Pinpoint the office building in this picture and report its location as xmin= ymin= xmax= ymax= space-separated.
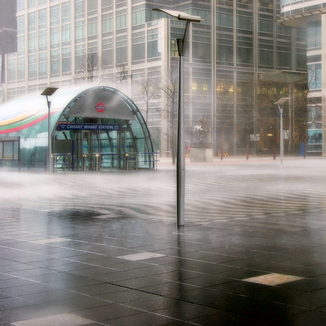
xmin=279 ymin=0 xmax=325 ymax=155
xmin=0 ymin=0 xmax=307 ymax=157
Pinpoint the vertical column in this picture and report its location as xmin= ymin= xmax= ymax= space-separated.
xmin=322 ymin=14 xmax=326 ymax=156
xmin=212 ymin=0 xmax=216 ymax=155
xmin=253 ymin=0 xmax=259 ymax=139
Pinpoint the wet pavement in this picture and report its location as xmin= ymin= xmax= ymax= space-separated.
xmin=1 ymin=156 xmax=326 ymax=325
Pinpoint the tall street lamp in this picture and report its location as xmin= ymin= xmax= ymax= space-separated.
xmin=153 ymin=8 xmax=201 ymax=227
xmin=41 ymin=87 xmax=58 ymax=173
xmin=275 ymin=97 xmax=290 ymax=164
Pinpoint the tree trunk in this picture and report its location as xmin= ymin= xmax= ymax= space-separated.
xmin=303 ymin=124 xmax=307 ymax=159
xmin=221 ymin=124 xmax=224 ymax=161
xmin=171 ymin=127 xmax=176 ymax=165
xmin=246 ymin=131 xmax=250 ymax=160
xmin=273 ymin=132 xmax=276 ymax=160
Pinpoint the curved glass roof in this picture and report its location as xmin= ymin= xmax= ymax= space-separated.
xmin=0 ymin=86 xmax=154 ymax=170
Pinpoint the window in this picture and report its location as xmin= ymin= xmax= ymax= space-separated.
xmin=75 ymin=44 xmax=85 ymax=72
xmin=88 ymin=42 xmax=97 ymax=54
xmin=28 ymin=12 xmax=37 ymax=31
xmin=132 ymin=31 xmax=145 ymax=62
xmin=259 ymin=49 xmax=273 ymax=67
xmin=17 ymin=16 xmax=25 ymax=35
xmin=307 ymin=21 xmax=321 ymax=49
xmin=259 ymin=18 xmax=273 ymax=33
xmin=147 ymin=28 xmax=160 ymax=60
xmin=38 ymin=9 xmax=47 ymax=29
xmin=116 ymin=35 xmax=127 ymax=64
xmin=75 ymin=21 xmax=85 ymax=42
xmin=17 ymin=57 xmax=25 ymax=81
xmin=50 ymin=5 xmax=60 ymax=26
xmin=28 ymin=32 xmax=37 ymax=53
xmin=28 ymin=55 xmax=37 ymax=80
xmin=39 ymin=30 xmax=47 ymax=51
xmin=88 ymin=17 xmax=97 ymax=36
xmin=308 ymin=63 xmax=322 ymax=90
xmin=62 ymin=24 xmax=71 ymax=46
xmin=8 ymin=58 xmax=16 ymax=83
xmin=102 ymin=0 xmax=112 ymax=11
xmin=51 ymin=50 xmax=60 ymax=77
xmin=217 ymin=35 xmax=233 ymax=64
xmin=88 ymin=0 xmax=97 ymax=15
xmin=217 ymin=12 xmax=233 ymax=28
xmin=17 ymin=36 xmax=25 ymax=55
xmin=237 ymin=15 xmax=253 ymax=31
xmin=237 ymin=36 xmax=253 ymax=65
xmin=132 ymin=10 xmax=146 ymax=26
xmin=102 ymin=13 xmax=113 ymax=33
xmin=75 ymin=0 xmax=85 ymax=20
xmin=17 ymin=0 xmax=25 ymax=12
xmin=102 ymin=38 xmax=113 ymax=66
xmin=116 ymin=10 xmax=127 ymax=29
xmin=51 ymin=27 xmax=60 ymax=48
xmin=62 ymin=2 xmax=71 ymax=23
xmin=28 ymin=0 xmax=37 ymax=9
xmin=62 ymin=47 xmax=71 ymax=74
xmin=38 ymin=52 xmax=47 ymax=78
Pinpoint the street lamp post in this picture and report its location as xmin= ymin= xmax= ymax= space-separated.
xmin=275 ymin=97 xmax=290 ymax=165
xmin=41 ymin=87 xmax=58 ymax=173
xmin=153 ymin=8 xmax=201 ymax=227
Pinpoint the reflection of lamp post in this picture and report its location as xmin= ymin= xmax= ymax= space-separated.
xmin=275 ymin=97 xmax=289 ymax=164
xmin=41 ymin=87 xmax=58 ymax=173
xmin=153 ymin=8 xmax=201 ymax=227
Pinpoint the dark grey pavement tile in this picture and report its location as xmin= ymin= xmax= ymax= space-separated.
xmin=75 ymin=304 xmax=143 ymax=322
xmin=113 ymin=275 xmax=172 ymax=288
xmin=189 ymin=311 xmax=244 ymax=326
xmin=96 ymin=288 xmax=159 ymax=304
xmin=18 ymin=289 xmax=82 ymax=304
xmin=102 ymin=312 xmax=175 ymax=326
xmin=121 ymin=295 xmax=178 ymax=312
xmin=2 ymin=283 xmax=53 ymax=296
xmin=154 ymin=302 xmax=224 ymax=321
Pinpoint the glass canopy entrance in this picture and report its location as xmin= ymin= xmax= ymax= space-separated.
xmin=0 ymin=86 xmax=155 ymax=171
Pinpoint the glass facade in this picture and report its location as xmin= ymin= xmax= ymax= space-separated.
xmin=279 ymin=0 xmax=325 ymax=154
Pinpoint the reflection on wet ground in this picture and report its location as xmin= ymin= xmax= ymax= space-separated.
xmin=1 ymin=157 xmax=326 ymax=325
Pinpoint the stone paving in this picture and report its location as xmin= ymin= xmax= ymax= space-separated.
xmin=1 ymin=156 xmax=326 ymax=325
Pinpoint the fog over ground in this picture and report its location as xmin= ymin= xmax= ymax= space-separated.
xmin=0 ymin=157 xmax=325 ymax=226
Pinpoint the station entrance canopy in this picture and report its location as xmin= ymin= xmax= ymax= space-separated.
xmin=0 ymin=86 xmax=155 ymax=171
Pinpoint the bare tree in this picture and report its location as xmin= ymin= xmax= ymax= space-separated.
xmin=74 ymin=53 xmax=99 ymax=83
xmin=216 ymin=80 xmax=234 ymax=160
xmin=134 ymin=72 xmax=159 ymax=123
xmin=159 ymin=61 xmax=179 ymax=164
xmin=237 ymin=76 xmax=257 ymax=160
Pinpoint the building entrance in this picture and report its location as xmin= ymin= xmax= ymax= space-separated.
xmin=64 ymin=129 xmax=135 ymax=171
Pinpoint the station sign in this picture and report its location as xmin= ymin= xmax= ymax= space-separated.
xmin=57 ymin=123 xmax=120 ymax=131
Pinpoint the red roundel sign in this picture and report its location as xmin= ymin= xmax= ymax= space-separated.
xmin=96 ymin=102 xmax=106 ymax=113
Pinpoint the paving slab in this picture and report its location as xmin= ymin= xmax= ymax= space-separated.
xmin=0 ymin=156 xmax=326 ymax=325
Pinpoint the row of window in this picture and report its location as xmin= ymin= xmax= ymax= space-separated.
xmin=18 ymin=0 xmax=114 ymax=13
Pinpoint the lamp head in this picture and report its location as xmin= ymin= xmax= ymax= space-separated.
xmin=275 ymin=97 xmax=290 ymax=105
xmin=41 ymin=87 xmax=58 ymax=96
xmin=153 ymin=8 xmax=202 ymax=22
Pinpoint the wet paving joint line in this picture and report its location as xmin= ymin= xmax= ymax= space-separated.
xmin=64 ymin=282 xmax=202 ymax=326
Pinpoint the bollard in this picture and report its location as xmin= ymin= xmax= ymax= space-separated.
xmin=125 ymin=153 xmax=129 ymax=170
xmin=83 ymin=154 xmax=87 ymax=171
xmin=95 ymin=154 xmax=99 ymax=171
